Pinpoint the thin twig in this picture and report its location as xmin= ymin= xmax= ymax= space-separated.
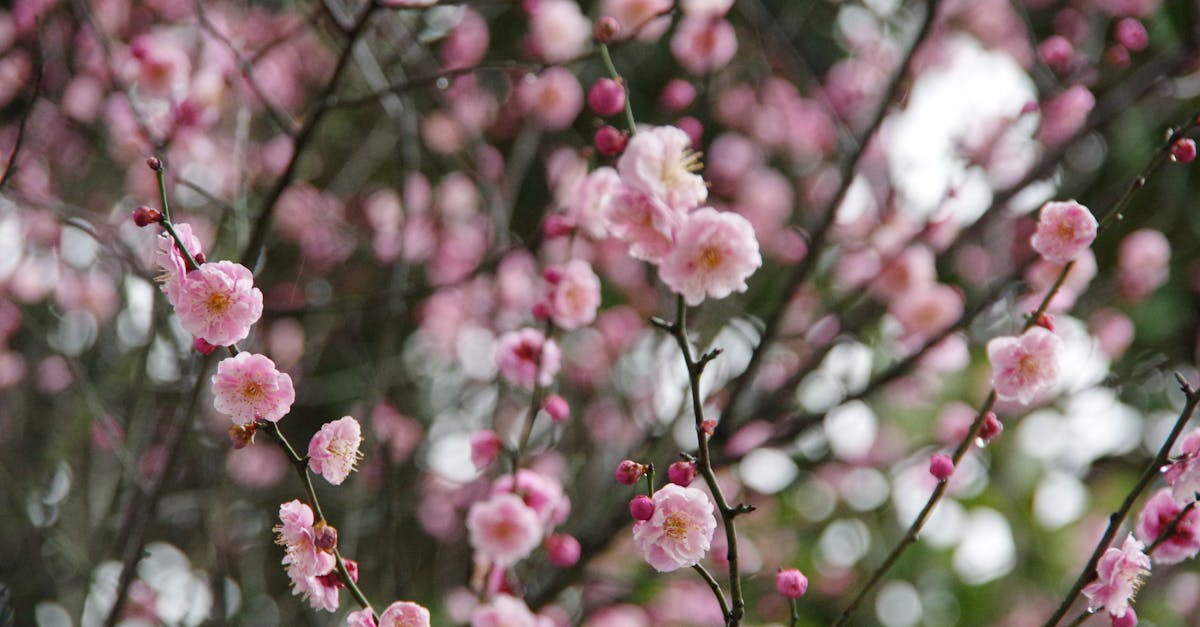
xmin=0 ymin=42 xmax=41 ymax=191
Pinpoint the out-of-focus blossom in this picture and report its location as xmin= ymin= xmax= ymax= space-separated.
xmin=1118 ymin=229 xmax=1170 ymax=301
xmin=1038 ymin=85 xmax=1094 ymax=145
xmin=471 ymin=594 xmax=538 ymax=627
xmin=519 ymin=68 xmax=584 ymax=131
xmin=607 ymin=187 xmax=680 ymax=263
xmin=602 ymin=0 xmax=673 ymax=42
xmin=1166 ymin=429 xmax=1200 ymax=506
xmin=1135 ymin=488 xmax=1200 ymax=564
xmin=495 ymin=328 xmax=561 ymax=388
xmin=379 ymin=601 xmax=433 ymax=627
xmin=529 ymin=0 xmax=591 ymax=64
xmin=1031 ymin=200 xmax=1098 ymax=264
xmin=987 ymin=327 xmax=1061 ymax=404
xmin=467 ymin=493 xmax=543 ymax=565
xmin=671 ymin=17 xmax=738 ymax=75
xmin=547 ymin=259 xmax=601 ymax=330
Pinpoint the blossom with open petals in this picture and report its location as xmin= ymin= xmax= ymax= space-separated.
xmin=617 ymin=125 xmax=707 ymax=212
xmin=308 ymin=416 xmax=363 ymax=485
xmin=471 ymin=594 xmax=537 ymax=627
xmin=986 ymin=327 xmax=1061 ymax=404
xmin=379 ymin=601 xmax=432 ymax=627
xmin=211 ymin=352 xmax=295 ymax=423
xmin=1135 ymin=488 xmax=1200 ymax=564
xmin=155 ymin=222 xmax=204 ymax=306
xmin=467 ymin=492 xmax=543 ymax=565
xmin=174 ymin=260 xmax=263 ymax=346
xmin=274 ymin=500 xmax=334 ymax=579
xmin=1166 ymin=428 xmax=1200 ymax=506
xmin=1081 ymin=534 xmax=1150 ymax=620
xmin=659 ymin=208 xmax=761 ymax=306
xmin=495 ymin=328 xmax=560 ymax=389
xmin=631 ymin=483 xmax=717 ymax=572
xmin=1031 ymin=200 xmax=1098 ymax=264
xmin=548 ymin=259 xmax=601 ymax=330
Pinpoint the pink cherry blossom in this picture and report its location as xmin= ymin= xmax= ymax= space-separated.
xmin=274 ymin=500 xmax=335 ymax=579
xmin=617 ymin=125 xmax=708 ymax=211
xmin=529 ymin=0 xmax=591 ymax=64
xmin=568 ymin=166 xmax=619 ymax=239
xmin=347 ymin=608 xmax=378 ymax=627
xmin=670 ymin=17 xmax=738 ymax=75
xmin=1030 ymin=200 xmax=1098 ymax=264
xmin=659 ymin=208 xmax=761 ymax=306
xmin=631 ymin=483 xmax=717 ymax=572
xmin=1081 ymin=533 xmax=1151 ymax=620
xmin=471 ymin=430 xmax=503 ymax=470
xmin=602 ymin=0 xmax=673 ymax=42
xmin=546 ymin=533 xmax=581 ymax=567
xmin=173 ymin=260 xmax=263 ymax=346
xmin=519 ymin=67 xmax=584 ymax=131
xmin=154 ymin=222 xmax=204 ymax=306
xmin=211 ymin=352 xmax=296 ymax=423
xmin=986 ymin=327 xmax=1062 ymax=405
xmin=492 ymin=469 xmax=571 ymax=527
xmin=307 ymin=416 xmax=363 ymax=486
xmin=1134 ymin=488 xmax=1200 ymax=564
xmin=548 ymin=259 xmax=601 ymax=330
xmin=1118 ymin=229 xmax=1170 ymax=301
xmin=1165 ymin=429 xmax=1200 ymax=506
xmin=467 ymin=492 xmax=544 ymax=565
xmin=607 ymin=186 xmax=681 ymax=263
xmin=379 ymin=601 xmax=433 ymax=627
xmin=681 ymin=0 xmax=734 ymax=18
xmin=495 ymin=328 xmax=561 ymax=388
xmin=471 ymin=594 xmax=538 ymax=627
xmin=289 ymin=558 xmax=357 ymax=612
xmin=776 ymin=568 xmax=809 ymax=598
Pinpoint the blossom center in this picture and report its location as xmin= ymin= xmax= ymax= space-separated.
xmin=240 ymin=380 xmax=266 ymax=402
xmin=663 ymin=513 xmax=691 ymax=540
xmin=207 ymin=290 xmax=232 ymax=315
xmin=698 ymin=246 xmax=723 ymax=271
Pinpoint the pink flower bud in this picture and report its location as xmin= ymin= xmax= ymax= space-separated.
xmin=776 ymin=568 xmax=808 ymax=599
xmin=615 ymin=459 xmax=647 ymax=485
xmin=676 ymin=116 xmax=703 ymax=148
xmin=588 ymin=78 xmax=626 ymax=117
xmin=701 ymin=419 xmax=717 ymax=436
xmin=929 ymin=454 xmax=954 ymax=481
xmin=594 ymin=16 xmax=620 ymax=43
xmin=543 ymin=267 xmax=564 ymax=284
xmin=1035 ymin=313 xmax=1055 ymax=331
xmin=1106 ymin=45 xmax=1131 ymax=68
xmin=532 ymin=301 xmax=552 ymax=320
xmin=146 ymin=156 xmax=162 ymax=171
xmin=667 ymin=461 xmax=696 ymax=487
xmin=543 ymin=214 xmax=574 ymax=238
xmin=544 ymin=394 xmax=570 ymax=422
xmin=629 ymin=494 xmax=655 ymax=521
xmin=978 ymin=411 xmax=1003 ymax=443
xmin=471 ymin=430 xmax=503 ymax=470
xmin=546 ymin=533 xmax=581 ymax=567
xmin=1115 ymin=18 xmax=1147 ymax=52
xmin=660 ymin=79 xmax=696 ymax=112
xmin=313 ymin=520 xmax=338 ymax=552
xmin=132 ymin=206 xmax=162 ymax=227
xmin=1038 ymin=35 xmax=1074 ymax=72
xmin=1171 ymin=138 xmax=1197 ymax=163
xmin=194 ymin=337 xmax=218 ymax=355
xmin=594 ymin=125 xmax=629 ymax=156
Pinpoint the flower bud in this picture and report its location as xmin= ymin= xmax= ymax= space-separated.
xmin=1035 ymin=312 xmax=1055 ymax=331
xmin=194 ymin=337 xmax=218 ymax=355
xmin=588 ymin=78 xmax=626 ymax=117
xmin=776 ymin=568 xmax=809 ymax=599
xmin=1171 ymin=138 xmax=1197 ymax=164
xmin=132 ymin=206 xmax=162 ymax=227
xmin=676 ymin=116 xmax=703 ymax=148
xmin=929 ymin=454 xmax=954 ymax=481
xmin=146 ymin=156 xmax=162 ymax=171
xmin=594 ymin=125 xmax=629 ymax=156
xmin=1115 ymin=18 xmax=1147 ymax=52
xmin=546 ymin=533 xmax=582 ymax=567
xmin=629 ymin=494 xmax=655 ymax=521
xmin=544 ymin=394 xmax=570 ymax=422
xmin=313 ymin=520 xmax=338 ymax=552
xmin=594 ymin=16 xmax=619 ymax=43
xmin=1110 ymin=608 xmax=1137 ymax=627
xmin=660 ymin=79 xmax=696 ymax=112
xmin=978 ymin=411 xmax=1003 ymax=443
xmin=532 ymin=301 xmax=552 ymax=320
xmin=615 ymin=459 xmax=646 ymax=485
xmin=667 ymin=461 xmax=696 ymax=487
xmin=543 ymin=267 xmax=564 ymax=284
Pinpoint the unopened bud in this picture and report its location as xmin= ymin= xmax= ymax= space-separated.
xmin=132 ymin=206 xmax=162 ymax=227
xmin=146 ymin=156 xmax=162 ymax=171
xmin=978 ymin=411 xmax=1003 ymax=443
xmin=1035 ymin=312 xmax=1055 ymax=331
xmin=615 ymin=459 xmax=647 ymax=485
xmin=544 ymin=394 xmax=570 ymax=422
xmin=629 ymin=494 xmax=654 ymax=521
xmin=313 ymin=520 xmax=338 ymax=552
xmin=228 ymin=422 xmax=257 ymax=449
xmin=929 ymin=454 xmax=954 ymax=481
xmin=543 ymin=214 xmax=573 ymax=238
xmin=543 ymin=267 xmax=564 ymax=284
xmin=594 ymin=16 xmax=620 ymax=43
xmin=668 ymin=461 xmax=696 ymax=487
xmin=1171 ymin=138 xmax=1197 ymax=163
xmin=194 ymin=337 xmax=218 ymax=354
xmin=594 ymin=125 xmax=629 ymax=157
xmin=532 ymin=301 xmax=552 ymax=320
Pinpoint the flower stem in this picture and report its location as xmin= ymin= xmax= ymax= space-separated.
xmin=598 ymin=43 xmax=637 ymax=136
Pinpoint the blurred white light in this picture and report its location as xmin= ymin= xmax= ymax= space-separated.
xmin=456 ymin=325 xmax=497 ymax=381
xmin=824 ymin=401 xmax=877 ymax=461
xmin=791 ymin=476 xmax=837 ymax=522
xmin=953 ymin=508 xmax=1014 ymax=584
xmin=819 ymin=518 xmax=872 ymax=567
xmin=35 ymin=602 xmax=72 ymax=627
xmin=876 ymin=580 xmax=922 ymax=627
xmin=60 ymin=225 xmax=98 ymax=269
xmin=1033 ymin=470 xmax=1088 ymax=530
xmin=841 ymin=467 xmax=890 ymax=512
xmin=739 ymin=448 xmax=797 ymax=495
xmin=426 ymin=432 xmax=477 ymax=483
